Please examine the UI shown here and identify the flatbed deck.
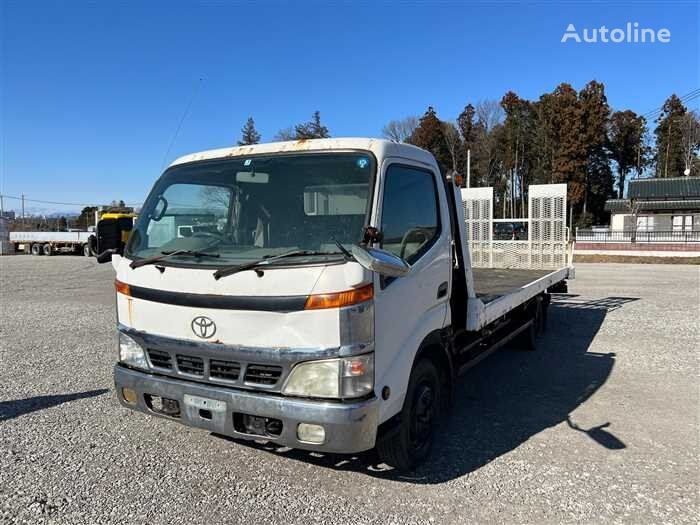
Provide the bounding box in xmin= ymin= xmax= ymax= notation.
xmin=473 ymin=268 xmax=553 ymax=303
xmin=466 ymin=266 xmax=573 ymax=331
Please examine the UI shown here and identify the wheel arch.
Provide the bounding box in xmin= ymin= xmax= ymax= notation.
xmin=377 ymin=327 xmax=454 ymax=444
xmin=412 ymin=328 xmax=454 ymax=411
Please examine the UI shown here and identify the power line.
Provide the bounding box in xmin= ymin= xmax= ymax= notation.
xmin=642 ymin=88 xmax=700 ymax=120
xmin=0 ymin=194 xmax=142 ymax=207
xmin=642 ymin=91 xmax=699 ymax=119
xmin=642 ymin=91 xmax=699 ymax=120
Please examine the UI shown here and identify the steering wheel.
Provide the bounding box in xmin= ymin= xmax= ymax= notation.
xmin=399 ymin=228 xmax=432 ymax=260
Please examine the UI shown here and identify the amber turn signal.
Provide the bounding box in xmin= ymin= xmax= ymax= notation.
xmin=115 ymin=279 xmax=131 ymax=296
xmin=304 ymin=284 xmax=373 ymax=310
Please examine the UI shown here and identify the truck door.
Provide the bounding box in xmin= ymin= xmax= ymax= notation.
xmin=372 ymin=162 xmax=452 ymax=420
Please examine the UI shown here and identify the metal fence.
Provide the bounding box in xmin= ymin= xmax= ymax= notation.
xmin=575 ymin=230 xmax=700 ymax=243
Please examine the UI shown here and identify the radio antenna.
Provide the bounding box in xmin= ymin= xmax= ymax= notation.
xmin=160 ymin=77 xmax=204 ymax=170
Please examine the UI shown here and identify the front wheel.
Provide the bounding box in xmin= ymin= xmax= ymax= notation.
xmin=377 ymin=358 xmax=442 ymax=471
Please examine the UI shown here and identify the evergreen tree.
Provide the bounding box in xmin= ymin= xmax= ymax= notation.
xmin=77 ymin=206 xmax=98 ymax=229
xmin=549 ymin=84 xmax=587 ymax=214
xmin=578 ymin=80 xmax=613 ymax=224
xmin=655 ymin=94 xmax=688 ymax=177
xmin=531 ymin=93 xmax=558 ymax=185
xmin=238 ymin=117 xmax=261 ymax=146
xmin=457 ymin=104 xmax=488 ymax=186
xmin=408 ymin=106 xmax=452 ymax=174
xmin=501 ymin=91 xmax=536 ymax=217
xmin=609 ymin=110 xmax=647 ymax=198
xmin=295 ymin=111 xmax=330 ymax=139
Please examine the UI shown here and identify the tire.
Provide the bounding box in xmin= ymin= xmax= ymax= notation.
xmin=540 ymin=301 xmax=548 ymax=333
xmin=83 ymin=243 xmax=92 ymax=257
xmin=43 ymin=243 xmax=53 ymax=256
xmin=515 ymin=320 xmax=537 ymax=351
xmin=514 ymin=299 xmax=542 ymax=351
xmin=377 ymin=358 xmax=442 ymax=471
xmin=31 ymin=243 xmax=42 ymax=256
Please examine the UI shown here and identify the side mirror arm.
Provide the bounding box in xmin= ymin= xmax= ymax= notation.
xmin=96 ymin=249 xmax=118 ymax=264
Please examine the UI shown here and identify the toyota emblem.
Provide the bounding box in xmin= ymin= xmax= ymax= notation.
xmin=191 ymin=316 xmax=216 ymax=339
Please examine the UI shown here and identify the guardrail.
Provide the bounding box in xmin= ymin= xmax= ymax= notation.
xmin=575 ymin=230 xmax=700 ymax=243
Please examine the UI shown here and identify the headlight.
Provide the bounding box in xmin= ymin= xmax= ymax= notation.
xmin=118 ymin=332 xmax=148 ymax=370
xmin=282 ymin=353 xmax=374 ymax=399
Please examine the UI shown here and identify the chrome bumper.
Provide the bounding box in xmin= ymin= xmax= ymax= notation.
xmin=114 ymin=365 xmax=379 ymax=454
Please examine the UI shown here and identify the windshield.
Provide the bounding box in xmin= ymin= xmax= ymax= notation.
xmin=126 ymin=152 xmax=375 ymax=266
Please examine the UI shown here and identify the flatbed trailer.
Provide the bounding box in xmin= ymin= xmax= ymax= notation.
xmin=10 ymin=231 xmax=95 ymax=256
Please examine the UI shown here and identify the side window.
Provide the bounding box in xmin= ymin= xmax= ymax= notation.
xmin=380 ymin=165 xmax=440 ymax=264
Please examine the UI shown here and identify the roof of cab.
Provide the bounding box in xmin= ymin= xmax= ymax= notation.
xmin=168 ymin=137 xmax=436 ymax=169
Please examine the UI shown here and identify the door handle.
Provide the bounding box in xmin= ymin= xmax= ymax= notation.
xmin=437 ymin=281 xmax=448 ymax=299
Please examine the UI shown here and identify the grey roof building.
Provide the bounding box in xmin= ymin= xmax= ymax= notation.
xmin=604 ymin=177 xmax=700 ymax=232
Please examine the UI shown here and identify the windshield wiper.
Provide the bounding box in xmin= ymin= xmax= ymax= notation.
xmin=331 ymin=235 xmax=353 ymax=260
xmin=130 ymin=249 xmax=220 ymax=269
xmin=213 ymin=250 xmax=342 ymax=280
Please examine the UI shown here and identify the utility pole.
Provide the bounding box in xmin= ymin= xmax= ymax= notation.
xmin=466 ymin=149 xmax=471 ymax=188
xmin=0 ymin=194 xmax=4 ymax=218
xmin=21 ymin=194 xmax=25 ymax=227
xmin=663 ymin=118 xmax=672 ymax=178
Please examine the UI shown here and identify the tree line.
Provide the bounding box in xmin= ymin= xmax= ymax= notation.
xmin=235 ymin=83 xmax=700 ymax=226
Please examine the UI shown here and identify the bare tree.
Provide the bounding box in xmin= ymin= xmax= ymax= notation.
xmin=441 ymin=121 xmax=461 ymax=175
xmin=680 ymin=111 xmax=700 ymax=175
xmin=475 ymin=100 xmax=504 ymax=132
xmin=274 ymin=127 xmax=296 ymax=141
xmin=381 ymin=116 xmax=419 ymax=143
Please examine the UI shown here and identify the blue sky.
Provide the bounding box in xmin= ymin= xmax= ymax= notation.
xmin=1 ymin=0 xmax=698 ymax=214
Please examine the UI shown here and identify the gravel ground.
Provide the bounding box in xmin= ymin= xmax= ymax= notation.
xmin=1 ymin=256 xmax=698 ymax=524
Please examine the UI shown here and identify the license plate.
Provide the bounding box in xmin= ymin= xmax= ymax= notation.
xmin=183 ymin=394 xmax=226 ymax=413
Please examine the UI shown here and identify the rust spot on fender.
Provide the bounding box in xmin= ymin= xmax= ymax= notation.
xmin=127 ymin=297 xmax=134 ymax=325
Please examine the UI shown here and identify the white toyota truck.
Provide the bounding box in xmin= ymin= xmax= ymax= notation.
xmin=106 ymin=138 xmax=574 ymax=469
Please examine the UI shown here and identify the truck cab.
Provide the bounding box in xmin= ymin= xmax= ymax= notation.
xmin=111 ymin=138 xmax=570 ymax=469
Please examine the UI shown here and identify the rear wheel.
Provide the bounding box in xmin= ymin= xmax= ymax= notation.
xmin=42 ymin=243 xmax=53 ymax=256
xmin=514 ymin=298 xmax=542 ymax=351
xmin=377 ymin=358 xmax=442 ymax=471
xmin=31 ymin=243 xmax=42 ymax=256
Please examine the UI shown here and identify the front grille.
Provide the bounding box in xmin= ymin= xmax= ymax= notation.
xmin=176 ymin=354 xmax=204 ymax=376
xmin=144 ymin=345 xmax=285 ymax=390
xmin=244 ymin=364 xmax=282 ymax=385
xmin=210 ymin=359 xmax=241 ymax=381
xmin=147 ymin=349 xmax=172 ymax=369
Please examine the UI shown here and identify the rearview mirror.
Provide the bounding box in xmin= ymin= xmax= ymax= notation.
xmin=236 ymin=171 xmax=269 ymax=183
xmin=351 ymin=245 xmax=410 ymax=277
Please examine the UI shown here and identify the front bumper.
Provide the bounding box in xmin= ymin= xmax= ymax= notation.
xmin=114 ymin=365 xmax=379 ymax=453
